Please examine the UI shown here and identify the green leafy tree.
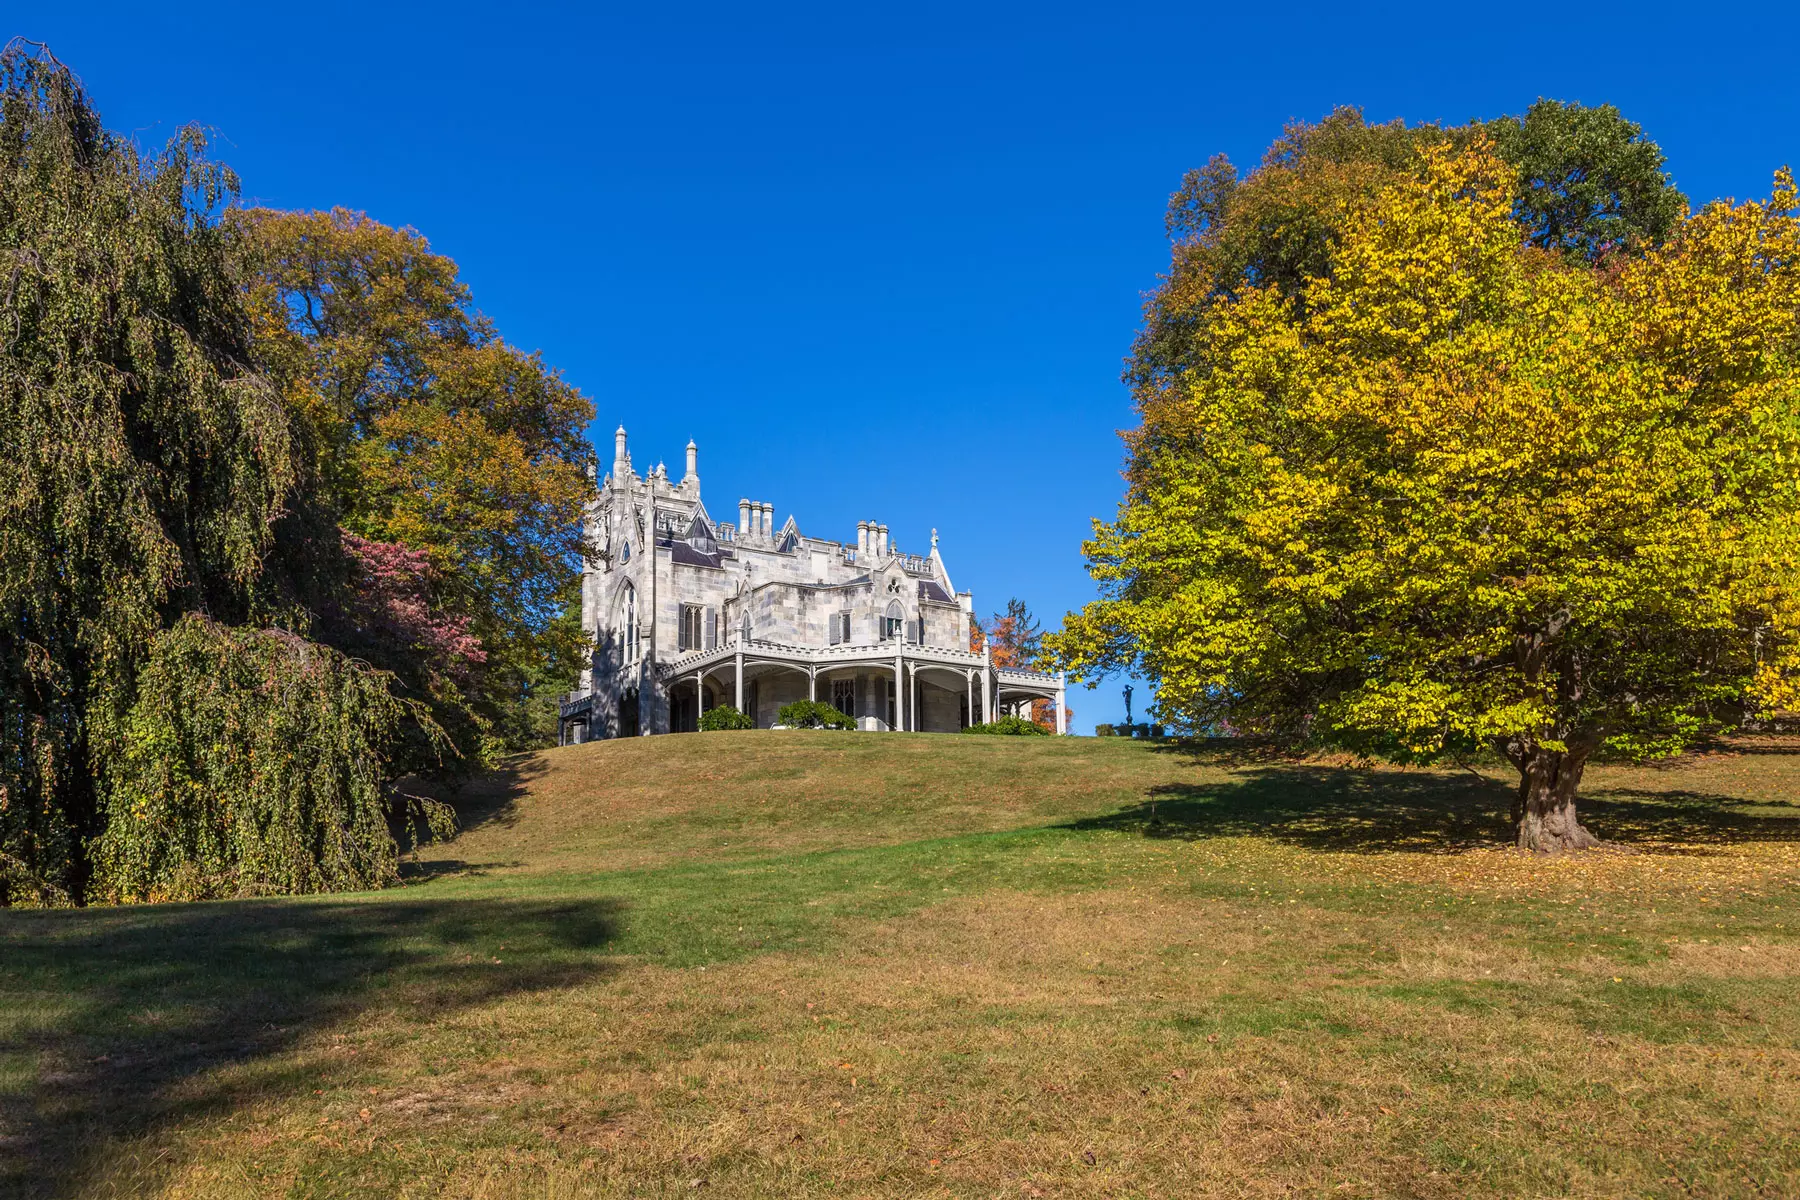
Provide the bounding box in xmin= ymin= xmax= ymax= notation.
xmin=0 ymin=45 xmax=427 ymax=904
xmin=1051 ymin=144 xmax=1800 ymax=852
xmin=1481 ymin=99 xmax=1687 ymax=261
xmin=0 ymin=45 xmax=293 ymax=903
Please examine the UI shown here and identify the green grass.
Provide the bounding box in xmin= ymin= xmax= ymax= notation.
xmin=5 ymin=733 xmax=1800 ymax=1197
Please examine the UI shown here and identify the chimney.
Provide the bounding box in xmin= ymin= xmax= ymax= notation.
xmin=739 ymin=498 xmax=751 ymax=538
xmin=683 ymin=439 xmax=698 ymax=486
xmin=613 ymin=425 xmax=629 ymax=482
xmin=877 ymin=524 xmax=890 ymax=557
xmin=857 ymin=521 xmax=869 ymax=557
xmin=761 ymin=503 xmax=774 ymax=539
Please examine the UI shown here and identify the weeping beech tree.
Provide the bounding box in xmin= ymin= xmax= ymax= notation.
xmin=1050 ymin=143 xmax=1800 ymax=852
xmin=90 ymin=617 xmax=451 ymax=903
xmin=0 ymin=44 xmax=439 ymax=904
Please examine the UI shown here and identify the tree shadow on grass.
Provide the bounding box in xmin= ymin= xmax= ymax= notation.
xmin=1064 ymin=764 xmax=1800 ymax=854
xmin=402 ymin=752 xmax=555 ymax=843
xmin=0 ymin=892 xmax=623 ymax=1198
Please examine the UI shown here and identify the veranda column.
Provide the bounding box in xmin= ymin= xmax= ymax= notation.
xmin=695 ymin=673 xmax=705 ymax=730
xmin=981 ymin=644 xmax=993 ymax=724
xmin=809 ymin=666 xmax=817 ymax=702
xmin=893 ymin=651 xmax=903 ymax=731
xmin=735 ymin=649 xmax=744 ymax=712
xmin=1056 ymin=671 xmax=1068 ymax=735
xmin=909 ymin=663 xmax=918 ymax=733
xmin=966 ymin=669 xmax=974 ymax=729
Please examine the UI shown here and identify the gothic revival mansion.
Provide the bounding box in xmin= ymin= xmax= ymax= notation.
xmin=557 ymin=428 xmax=1068 ymax=742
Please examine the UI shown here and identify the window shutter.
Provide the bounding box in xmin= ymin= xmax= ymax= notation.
xmin=706 ymin=607 xmax=717 ymax=650
xmin=829 ymin=611 xmax=841 ymax=645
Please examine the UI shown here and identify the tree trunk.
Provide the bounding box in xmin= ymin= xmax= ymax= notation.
xmin=1514 ymin=744 xmax=1600 ymax=852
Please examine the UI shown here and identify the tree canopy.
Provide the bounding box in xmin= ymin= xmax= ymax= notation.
xmin=0 ymin=46 xmax=577 ymax=905
xmin=240 ymin=208 xmax=595 ymax=762
xmin=1131 ymin=104 xmax=1687 ymax=415
xmin=1051 ymin=141 xmax=1800 ymax=851
xmin=0 ymin=45 xmax=301 ymax=903
xmin=1480 ymin=99 xmax=1687 ymax=261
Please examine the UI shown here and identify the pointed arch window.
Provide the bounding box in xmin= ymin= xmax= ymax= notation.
xmin=882 ymin=600 xmax=904 ymax=642
xmin=623 ymin=583 xmax=639 ymax=663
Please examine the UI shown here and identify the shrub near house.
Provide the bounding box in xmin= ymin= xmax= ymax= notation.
xmin=776 ymin=701 xmax=855 ymax=730
xmin=699 ymin=705 xmax=753 ymax=731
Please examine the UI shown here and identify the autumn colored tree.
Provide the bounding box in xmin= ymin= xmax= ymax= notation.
xmin=977 ymin=598 xmax=1045 ymax=669
xmin=1051 ymin=143 xmax=1800 ymax=851
xmin=239 ymin=209 xmax=596 ymax=760
xmin=970 ymin=600 xmax=1065 ymax=730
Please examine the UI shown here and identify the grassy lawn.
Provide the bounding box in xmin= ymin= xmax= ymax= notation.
xmin=4 ymin=733 xmax=1800 ymax=1197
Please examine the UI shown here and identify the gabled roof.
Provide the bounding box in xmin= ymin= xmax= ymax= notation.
xmin=774 ymin=513 xmax=802 ymax=554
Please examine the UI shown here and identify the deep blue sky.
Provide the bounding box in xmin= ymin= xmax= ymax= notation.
xmin=25 ymin=3 xmax=1799 ymax=731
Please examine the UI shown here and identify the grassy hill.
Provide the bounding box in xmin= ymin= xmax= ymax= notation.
xmin=5 ymin=733 xmax=1800 ymax=1197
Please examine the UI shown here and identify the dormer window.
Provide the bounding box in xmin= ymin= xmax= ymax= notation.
xmin=881 ymin=600 xmax=904 ymax=641
xmin=686 ymin=513 xmax=716 ymax=555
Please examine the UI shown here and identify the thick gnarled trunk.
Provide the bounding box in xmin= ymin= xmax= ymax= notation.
xmin=1510 ymin=743 xmax=1600 ymax=853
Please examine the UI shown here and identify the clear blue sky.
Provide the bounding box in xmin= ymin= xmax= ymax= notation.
xmin=25 ymin=3 xmax=1799 ymax=732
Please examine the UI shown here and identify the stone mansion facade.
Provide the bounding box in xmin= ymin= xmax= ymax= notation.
xmin=557 ymin=428 xmax=1068 ymax=742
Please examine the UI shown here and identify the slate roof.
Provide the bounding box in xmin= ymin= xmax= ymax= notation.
xmin=917 ymin=579 xmax=954 ymax=604
xmin=670 ymin=540 xmax=725 ymax=568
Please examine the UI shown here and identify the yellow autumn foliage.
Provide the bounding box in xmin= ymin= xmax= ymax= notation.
xmin=1054 ymin=143 xmax=1800 ymax=800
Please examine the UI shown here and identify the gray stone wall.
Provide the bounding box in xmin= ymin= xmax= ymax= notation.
xmin=919 ymin=680 xmax=964 ymax=733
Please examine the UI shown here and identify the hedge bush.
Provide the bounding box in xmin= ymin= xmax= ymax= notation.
xmin=777 ymin=700 xmax=854 ymax=730
xmin=961 ymin=716 xmax=1050 ymax=736
xmin=699 ymin=704 xmax=754 ymax=731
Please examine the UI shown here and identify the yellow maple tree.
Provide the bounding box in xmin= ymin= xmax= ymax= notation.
xmin=1051 ymin=143 xmax=1800 ymax=851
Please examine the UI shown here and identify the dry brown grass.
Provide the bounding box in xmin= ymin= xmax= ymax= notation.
xmin=7 ymin=733 xmax=1800 ymax=1198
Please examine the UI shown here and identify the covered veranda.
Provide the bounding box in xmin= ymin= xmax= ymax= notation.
xmin=657 ymin=637 xmax=1068 ymax=734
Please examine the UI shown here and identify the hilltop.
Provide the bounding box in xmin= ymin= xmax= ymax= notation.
xmin=5 ymin=734 xmax=1800 ymax=1197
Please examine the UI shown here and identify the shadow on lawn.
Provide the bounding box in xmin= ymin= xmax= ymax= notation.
xmin=410 ymin=752 xmax=553 ymax=840
xmin=1067 ymin=764 xmax=1800 ymax=854
xmin=0 ymin=893 xmax=622 ymax=1198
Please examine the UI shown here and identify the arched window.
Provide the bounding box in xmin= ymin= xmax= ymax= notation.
xmin=882 ymin=600 xmax=904 ymax=641
xmin=620 ymin=541 xmax=631 ymax=563
xmin=622 ymin=583 xmax=639 ymax=663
